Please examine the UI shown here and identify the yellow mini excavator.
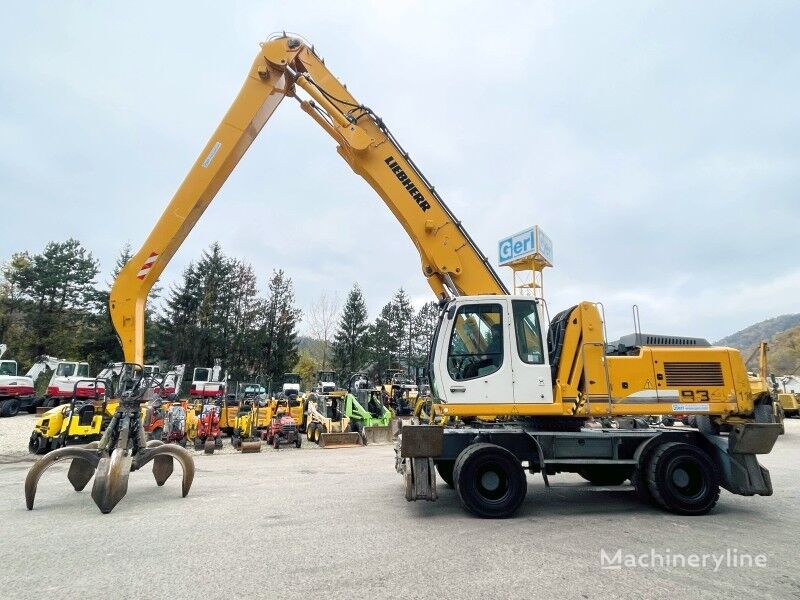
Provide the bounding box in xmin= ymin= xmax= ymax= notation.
xmin=105 ymin=34 xmax=780 ymax=518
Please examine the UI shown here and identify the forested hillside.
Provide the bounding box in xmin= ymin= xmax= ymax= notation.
xmin=716 ymin=314 xmax=800 ymax=373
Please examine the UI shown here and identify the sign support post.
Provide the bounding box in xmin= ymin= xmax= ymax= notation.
xmin=497 ymin=225 xmax=553 ymax=298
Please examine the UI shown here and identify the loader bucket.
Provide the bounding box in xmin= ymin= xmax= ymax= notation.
xmin=318 ymin=432 xmax=361 ymax=449
xmin=364 ymin=426 xmax=392 ymax=445
xmin=240 ymin=440 xmax=262 ymax=453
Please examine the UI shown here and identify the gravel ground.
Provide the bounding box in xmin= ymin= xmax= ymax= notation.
xmin=0 ymin=413 xmax=36 ymax=460
xmin=0 ymin=415 xmax=798 ymax=599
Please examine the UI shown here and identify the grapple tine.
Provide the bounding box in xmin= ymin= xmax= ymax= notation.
xmin=91 ymin=448 xmax=132 ymax=514
xmin=152 ymin=455 xmax=174 ymax=486
xmin=67 ymin=458 xmax=96 ymax=492
xmin=24 ymin=447 xmax=100 ymax=510
xmin=135 ymin=443 xmax=195 ymax=498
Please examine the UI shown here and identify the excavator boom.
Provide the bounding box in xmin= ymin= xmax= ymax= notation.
xmin=110 ymin=35 xmax=506 ymax=364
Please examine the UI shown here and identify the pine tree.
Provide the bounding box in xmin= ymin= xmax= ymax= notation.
xmin=82 ymin=243 xmax=135 ymax=365
xmin=411 ymin=301 xmax=440 ymax=371
xmin=368 ymin=302 xmax=396 ymax=378
xmin=388 ymin=288 xmax=414 ymax=372
xmin=332 ymin=284 xmax=369 ymax=377
xmin=256 ymin=269 xmax=301 ymax=384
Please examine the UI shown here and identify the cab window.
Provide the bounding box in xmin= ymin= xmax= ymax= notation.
xmin=57 ymin=363 xmax=76 ymax=377
xmin=0 ymin=362 xmax=16 ymax=376
xmin=447 ymin=303 xmax=504 ymax=381
xmin=77 ymin=364 xmax=90 ymax=377
xmin=512 ymin=300 xmax=544 ymax=364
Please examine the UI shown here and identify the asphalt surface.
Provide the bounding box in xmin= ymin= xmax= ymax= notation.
xmin=1 ymin=418 xmax=798 ymax=600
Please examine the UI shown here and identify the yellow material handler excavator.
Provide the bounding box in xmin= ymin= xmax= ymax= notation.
xmin=108 ymin=34 xmax=780 ymax=518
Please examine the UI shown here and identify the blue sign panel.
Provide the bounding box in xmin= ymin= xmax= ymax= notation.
xmin=498 ymin=226 xmax=553 ymax=267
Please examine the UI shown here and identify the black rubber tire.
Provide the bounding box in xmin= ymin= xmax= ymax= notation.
xmin=353 ymin=422 xmax=367 ymax=445
xmin=1 ymin=399 xmax=20 ymax=417
xmin=273 ymin=436 xmax=280 ymax=450
xmin=231 ymin=435 xmax=241 ymax=449
xmin=435 ymin=460 xmax=455 ymax=488
xmin=28 ymin=432 xmax=48 ymax=454
xmin=646 ymin=442 xmax=720 ymax=515
xmin=306 ymin=424 xmax=315 ymax=441
xmin=453 ymin=443 xmax=527 ymax=519
xmin=661 ymin=416 xmax=675 ymax=427
xmin=194 ymin=437 xmax=203 ymax=451
xmin=694 ymin=415 xmax=720 ymax=435
xmin=295 ymin=435 xmax=301 ymax=449
xmin=577 ymin=465 xmax=633 ymax=486
xmin=215 ymin=437 xmax=223 ymax=449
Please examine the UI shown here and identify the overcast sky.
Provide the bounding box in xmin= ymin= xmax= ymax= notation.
xmin=1 ymin=1 xmax=798 ymax=342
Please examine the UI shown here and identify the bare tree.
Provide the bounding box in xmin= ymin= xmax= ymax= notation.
xmin=307 ymin=291 xmax=340 ymax=370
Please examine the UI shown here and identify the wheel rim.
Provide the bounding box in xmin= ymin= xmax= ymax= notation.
xmin=666 ymin=457 xmax=706 ymax=500
xmin=474 ymin=463 xmax=510 ymax=502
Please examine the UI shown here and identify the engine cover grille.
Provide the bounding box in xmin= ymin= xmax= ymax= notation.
xmin=664 ymin=362 xmax=724 ymax=387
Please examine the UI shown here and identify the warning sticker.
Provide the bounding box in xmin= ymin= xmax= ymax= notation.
xmin=136 ymin=252 xmax=159 ymax=280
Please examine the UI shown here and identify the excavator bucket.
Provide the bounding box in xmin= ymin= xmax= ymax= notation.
xmin=240 ymin=440 xmax=262 ymax=453
xmin=363 ymin=426 xmax=392 ymax=445
xmin=318 ymin=432 xmax=361 ymax=449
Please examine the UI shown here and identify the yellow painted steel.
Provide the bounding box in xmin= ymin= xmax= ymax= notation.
xmin=110 ymin=35 xmax=505 ymax=364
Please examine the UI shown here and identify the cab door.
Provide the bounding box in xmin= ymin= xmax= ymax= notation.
xmin=433 ymin=299 xmax=514 ymax=405
xmin=509 ymin=299 xmax=554 ymax=404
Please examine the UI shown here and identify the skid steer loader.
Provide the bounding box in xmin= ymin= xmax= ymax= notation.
xmin=345 ymin=389 xmax=392 ymax=444
xmin=305 ymin=394 xmax=360 ymax=448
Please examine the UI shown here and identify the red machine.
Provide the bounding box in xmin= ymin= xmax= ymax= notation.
xmin=263 ymin=413 xmax=301 ymax=450
xmin=194 ymin=403 xmax=223 ymax=454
